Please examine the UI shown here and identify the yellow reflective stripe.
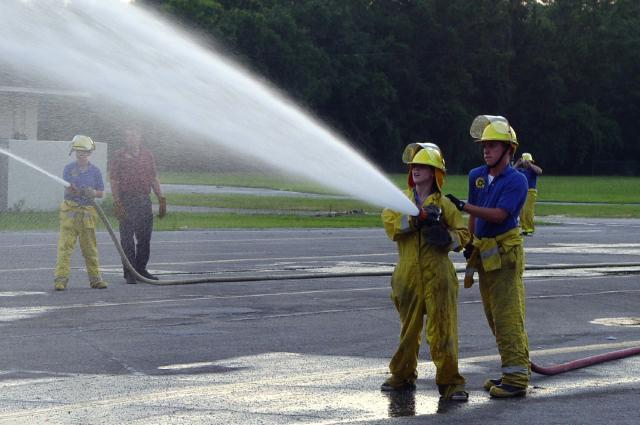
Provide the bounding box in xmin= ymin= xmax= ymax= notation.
xmin=480 ymin=245 xmax=499 ymax=260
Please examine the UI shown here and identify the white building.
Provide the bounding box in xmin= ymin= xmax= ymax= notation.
xmin=0 ymin=84 xmax=107 ymax=212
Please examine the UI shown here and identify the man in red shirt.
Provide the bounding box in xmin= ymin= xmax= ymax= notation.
xmin=109 ymin=128 xmax=166 ymax=284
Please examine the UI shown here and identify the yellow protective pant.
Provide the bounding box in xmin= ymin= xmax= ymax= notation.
xmin=519 ymin=189 xmax=537 ymax=234
xmin=54 ymin=201 xmax=102 ymax=281
xmin=388 ymin=251 xmax=465 ymax=393
xmin=478 ymin=240 xmax=530 ymax=389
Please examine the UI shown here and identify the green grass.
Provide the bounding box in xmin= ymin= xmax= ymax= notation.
xmin=388 ymin=174 xmax=640 ymax=204
xmin=165 ymin=193 xmax=378 ymax=212
xmin=536 ymin=176 xmax=640 ymax=203
xmin=152 ymin=212 xmax=381 ymax=230
xmin=0 ymin=212 xmax=60 ymax=231
xmin=536 ymin=203 xmax=640 ymax=218
xmin=1 ymin=174 xmax=639 ymax=231
xmin=160 ymin=171 xmax=337 ymax=194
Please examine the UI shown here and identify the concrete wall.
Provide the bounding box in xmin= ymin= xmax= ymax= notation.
xmin=0 ymin=139 xmax=107 ymax=212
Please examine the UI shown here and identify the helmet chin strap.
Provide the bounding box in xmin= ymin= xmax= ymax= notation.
xmin=488 ymin=144 xmax=511 ymax=169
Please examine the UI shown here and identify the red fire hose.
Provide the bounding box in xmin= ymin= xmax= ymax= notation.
xmin=531 ymin=346 xmax=640 ymax=375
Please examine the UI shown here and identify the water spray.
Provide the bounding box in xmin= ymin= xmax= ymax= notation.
xmin=0 ymin=0 xmax=418 ymax=216
xmin=0 ymin=147 xmax=70 ymax=188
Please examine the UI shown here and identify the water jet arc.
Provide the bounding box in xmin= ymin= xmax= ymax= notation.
xmin=0 ymin=0 xmax=418 ymax=216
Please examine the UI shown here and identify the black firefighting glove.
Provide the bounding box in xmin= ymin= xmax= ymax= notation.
xmin=79 ymin=188 xmax=97 ymax=199
xmin=423 ymin=204 xmax=442 ymax=226
xmin=463 ymin=242 xmax=474 ymax=260
xmin=445 ymin=193 xmax=466 ymax=211
xmin=422 ymin=224 xmax=452 ymax=248
xmin=420 ymin=205 xmax=452 ymax=248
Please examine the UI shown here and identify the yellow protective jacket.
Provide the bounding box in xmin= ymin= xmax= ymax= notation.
xmin=382 ymin=190 xmax=470 ymax=254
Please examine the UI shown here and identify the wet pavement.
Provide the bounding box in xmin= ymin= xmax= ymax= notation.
xmin=0 ymin=219 xmax=639 ymax=423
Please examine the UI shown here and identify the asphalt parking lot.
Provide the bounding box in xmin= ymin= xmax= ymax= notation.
xmin=0 ymin=217 xmax=639 ymax=424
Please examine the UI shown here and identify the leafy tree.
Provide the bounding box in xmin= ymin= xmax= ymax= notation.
xmin=138 ymin=0 xmax=640 ymax=175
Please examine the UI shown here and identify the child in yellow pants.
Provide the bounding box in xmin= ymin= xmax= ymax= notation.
xmin=54 ymin=135 xmax=108 ymax=291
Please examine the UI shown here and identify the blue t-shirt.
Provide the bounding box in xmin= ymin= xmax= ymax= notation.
xmin=467 ymin=165 xmax=528 ymax=238
xmin=517 ymin=167 xmax=538 ymax=189
xmin=63 ymin=162 xmax=104 ymax=206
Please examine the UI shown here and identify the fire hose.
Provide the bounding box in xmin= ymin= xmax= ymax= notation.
xmin=92 ymin=200 xmax=640 ymax=375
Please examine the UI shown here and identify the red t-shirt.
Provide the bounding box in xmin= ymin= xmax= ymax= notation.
xmin=109 ymin=146 xmax=157 ymax=195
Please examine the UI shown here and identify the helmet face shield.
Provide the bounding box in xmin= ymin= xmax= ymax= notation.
xmin=470 ymin=115 xmax=509 ymax=139
xmin=471 ymin=115 xmax=518 ymax=152
xmin=402 ymin=142 xmax=442 ymax=164
xmin=69 ymin=135 xmax=96 ymax=155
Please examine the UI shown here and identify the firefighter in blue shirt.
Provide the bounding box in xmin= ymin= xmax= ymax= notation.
xmin=445 ymin=116 xmax=530 ymax=398
xmin=514 ymin=153 xmax=543 ymax=235
xmin=54 ymin=135 xmax=108 ymax=291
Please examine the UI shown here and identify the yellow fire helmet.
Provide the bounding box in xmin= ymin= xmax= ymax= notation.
xmin=69 ymin=135 xmax=96 ymax=156
xmin=521 ymin=152 xmax=534 ymax=162
xmin=405 ymin=144 xmax=446 ymax=191
xmin=470 ymin=115 xmax=518 ymax=153
xmin=402 ymin=142 xmax=441 ymax=164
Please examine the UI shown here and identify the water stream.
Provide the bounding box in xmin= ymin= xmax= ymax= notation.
xmin=0 ymin=146 xmax=70 ymax=188
xmin=0 ymin=0 xmax=418 ymax=215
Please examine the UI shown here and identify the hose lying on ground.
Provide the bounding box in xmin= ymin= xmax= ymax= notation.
xmin=531 ymin=346 xmax=640 ymax=375
xmin=94 ymin=200 xmax=640 ymax=286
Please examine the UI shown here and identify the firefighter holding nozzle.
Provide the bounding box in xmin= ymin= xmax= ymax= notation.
xmin=381 ymin=142 xmax=470 ymax=401
xmin=445 ymin=115 xmax=530 ymax=398
xmin=54 ymin=135 xmax=108 ymax=291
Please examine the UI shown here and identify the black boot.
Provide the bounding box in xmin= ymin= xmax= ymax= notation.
xmin=139 ymin=270 xmax=159 ymax=280
xmin=124 ymin=272 xmax=137 ymax=284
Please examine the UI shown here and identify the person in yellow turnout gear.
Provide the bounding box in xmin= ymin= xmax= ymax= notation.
xmin=514 ymin=153 xmax=543 ymax=235
xmin=445 ymin=116 xmax=530 ymax=398
xmin=54 ymin=135 xmax=108 ymax=291
xmin=381 ymin=142 xmax=470 ymax=401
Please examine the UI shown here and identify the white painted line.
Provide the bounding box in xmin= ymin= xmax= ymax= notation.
xmin=0 ymin=234 xmax=385 ymax=249
xmin=0 ymin=275 xmax=634 ymax=323
xmin=0 ymin=291 xmax=47 ymax=297
xmin=158 ymin=361 xmax=219 ymax=370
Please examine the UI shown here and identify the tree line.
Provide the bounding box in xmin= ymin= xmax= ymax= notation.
xmin=140 ymin=0 xmax=640 ymax=175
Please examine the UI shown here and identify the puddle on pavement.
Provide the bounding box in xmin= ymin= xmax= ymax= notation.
xmin=591 ymin=317 xmax=640 ymax=327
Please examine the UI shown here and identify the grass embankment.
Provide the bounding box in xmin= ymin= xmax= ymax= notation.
xmin=1 ymin=174 xmax=638 ymax=231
